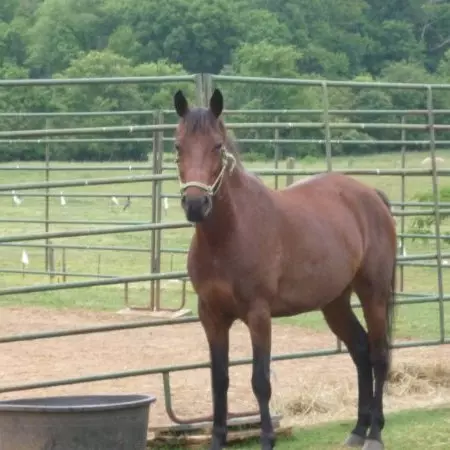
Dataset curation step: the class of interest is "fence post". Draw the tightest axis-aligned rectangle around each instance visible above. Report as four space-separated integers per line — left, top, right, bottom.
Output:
195 73 205 107
321 82 332 172
274 115 280 190
44 118 51 272
149 114 157 311
155 110 164 311
427 86 445 343
149 111 164 311
399 116 407 292
286 157 295 187
202 73 213 106
48 242 55 283
62 247 67 283
97 254 101 278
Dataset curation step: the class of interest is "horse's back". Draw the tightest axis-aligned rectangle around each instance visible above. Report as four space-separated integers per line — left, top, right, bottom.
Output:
279 172 392 224
274 171 396 292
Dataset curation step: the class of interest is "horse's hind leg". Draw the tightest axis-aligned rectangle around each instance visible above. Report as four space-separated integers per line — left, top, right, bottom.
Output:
354 272 393 450
321 288 373 448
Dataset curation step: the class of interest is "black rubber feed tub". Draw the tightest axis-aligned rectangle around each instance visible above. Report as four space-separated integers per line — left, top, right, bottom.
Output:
0 394 156 450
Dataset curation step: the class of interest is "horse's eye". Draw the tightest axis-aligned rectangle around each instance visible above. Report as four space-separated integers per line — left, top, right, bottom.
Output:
213 143 222 152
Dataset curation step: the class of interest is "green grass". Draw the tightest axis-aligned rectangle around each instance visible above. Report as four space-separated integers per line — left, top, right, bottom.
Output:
239 407 450 449
156 406 450 449
1 150 450 341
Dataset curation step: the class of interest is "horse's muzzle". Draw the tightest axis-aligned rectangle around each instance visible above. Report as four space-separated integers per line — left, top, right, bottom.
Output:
181 194 212 223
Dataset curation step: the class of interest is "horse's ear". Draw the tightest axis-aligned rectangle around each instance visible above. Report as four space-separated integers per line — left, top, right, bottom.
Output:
174 90 189 118
209 88 223 118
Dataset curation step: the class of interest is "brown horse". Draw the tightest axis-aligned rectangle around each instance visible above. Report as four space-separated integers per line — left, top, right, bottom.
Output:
173 89 397 450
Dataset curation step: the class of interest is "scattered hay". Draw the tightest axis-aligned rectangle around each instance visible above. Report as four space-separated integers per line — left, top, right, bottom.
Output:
387 361 450 397
388 367 434 397
275 361 450 424
284 394 330 416
278 380 355 419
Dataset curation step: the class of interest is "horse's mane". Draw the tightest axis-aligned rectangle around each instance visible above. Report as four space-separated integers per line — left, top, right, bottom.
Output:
183 108 242 167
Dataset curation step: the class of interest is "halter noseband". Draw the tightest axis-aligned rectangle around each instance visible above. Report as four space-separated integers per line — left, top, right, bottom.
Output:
177 146 236 197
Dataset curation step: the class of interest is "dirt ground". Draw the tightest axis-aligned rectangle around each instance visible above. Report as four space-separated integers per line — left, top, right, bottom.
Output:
1 306 450 434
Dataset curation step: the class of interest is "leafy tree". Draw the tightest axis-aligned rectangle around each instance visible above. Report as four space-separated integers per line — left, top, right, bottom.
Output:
0 0 17 22
420 0 450 70
0 0 449 161
102 0 242 73
298 44 350 78
26 0 107 76
0 62 52 161
107 25 142 63
380 61 433 110
222 42 324 158
236 8 292 47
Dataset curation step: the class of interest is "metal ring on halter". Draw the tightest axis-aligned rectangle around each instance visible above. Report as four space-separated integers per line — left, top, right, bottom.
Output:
177 146 236 197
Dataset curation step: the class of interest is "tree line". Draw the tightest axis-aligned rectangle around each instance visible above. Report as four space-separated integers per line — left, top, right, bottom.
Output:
0 0 450 161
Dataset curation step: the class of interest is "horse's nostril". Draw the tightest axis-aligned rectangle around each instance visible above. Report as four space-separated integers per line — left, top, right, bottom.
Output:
202 196 213 212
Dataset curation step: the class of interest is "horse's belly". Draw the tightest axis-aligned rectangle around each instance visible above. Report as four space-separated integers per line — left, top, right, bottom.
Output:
270 296 319 317
272 267 354 317
271 291 331 316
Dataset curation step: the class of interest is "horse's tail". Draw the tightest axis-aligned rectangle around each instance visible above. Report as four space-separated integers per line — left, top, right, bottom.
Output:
375 188 397 371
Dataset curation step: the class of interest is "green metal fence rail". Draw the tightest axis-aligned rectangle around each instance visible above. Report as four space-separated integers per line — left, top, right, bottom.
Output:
0 75 198 86
0 73 449 432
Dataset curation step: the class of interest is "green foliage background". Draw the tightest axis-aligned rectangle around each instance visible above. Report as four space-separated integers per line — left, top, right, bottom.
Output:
1 0 450 161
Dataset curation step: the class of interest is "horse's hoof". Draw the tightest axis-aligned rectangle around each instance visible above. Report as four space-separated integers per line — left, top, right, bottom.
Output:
261 444 274 450
344 433 366 447
362 439 384 450
208 436 224 450
261 436 275 449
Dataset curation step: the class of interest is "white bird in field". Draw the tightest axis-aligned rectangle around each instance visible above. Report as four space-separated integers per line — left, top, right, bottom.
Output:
21 249 29 266
12 190 22 205
111 196 120 206
60 191 66 206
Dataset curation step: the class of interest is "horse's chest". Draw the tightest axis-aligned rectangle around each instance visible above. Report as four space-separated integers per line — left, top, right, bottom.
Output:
188 232 281 315
189 250 275 316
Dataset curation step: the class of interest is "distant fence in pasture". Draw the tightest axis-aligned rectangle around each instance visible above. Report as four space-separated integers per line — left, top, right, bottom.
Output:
0 73 450 431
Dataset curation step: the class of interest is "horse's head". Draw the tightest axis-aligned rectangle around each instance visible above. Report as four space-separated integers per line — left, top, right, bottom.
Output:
173 88 235 223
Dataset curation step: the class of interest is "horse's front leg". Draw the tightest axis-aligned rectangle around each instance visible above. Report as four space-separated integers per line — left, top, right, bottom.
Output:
199 301 233 450
248 305 275 450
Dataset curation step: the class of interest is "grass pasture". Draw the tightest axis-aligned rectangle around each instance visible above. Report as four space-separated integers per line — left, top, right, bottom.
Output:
1 149 450 344
144 406 450 448
225 406 450 449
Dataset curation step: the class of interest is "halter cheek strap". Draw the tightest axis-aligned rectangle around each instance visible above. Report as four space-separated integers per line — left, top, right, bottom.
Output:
177 146 236 197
